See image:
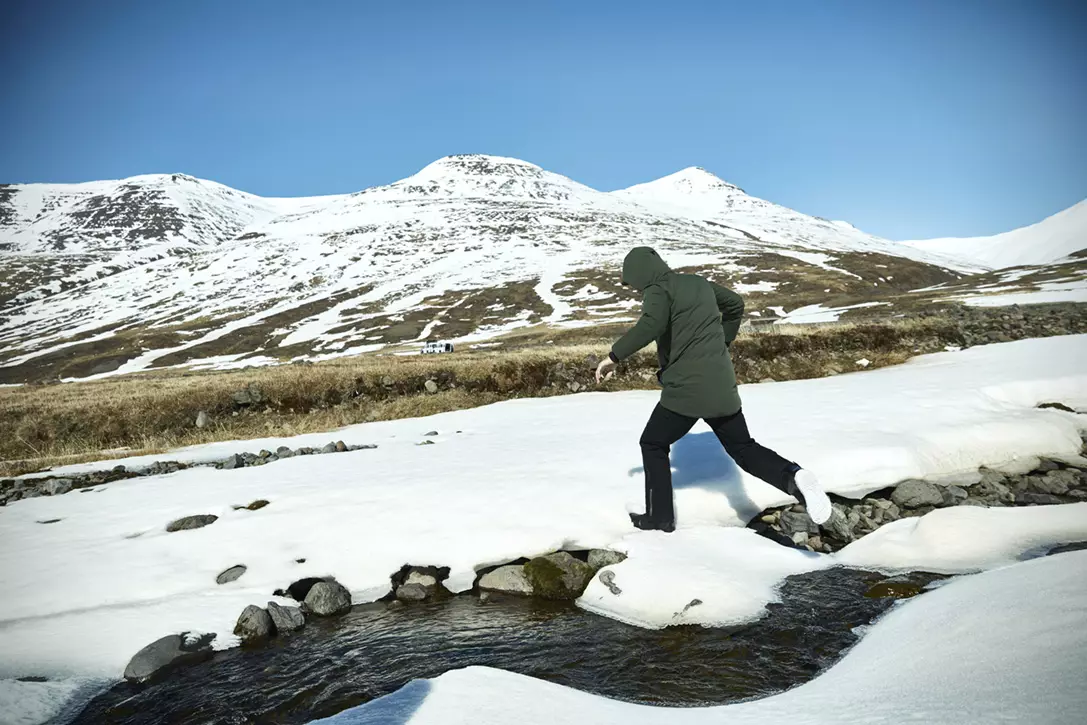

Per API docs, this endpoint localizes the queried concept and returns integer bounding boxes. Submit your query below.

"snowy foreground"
[318,550,1087,725]
[1,336,1087,723]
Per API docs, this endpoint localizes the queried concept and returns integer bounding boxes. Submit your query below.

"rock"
[778,509,818,536]
[942,485,969,506]
[417,439,435,446]
[335,441,347,453]
[890,480,944,509]
[396,583,429,601]
[258,449,272,458]
[1035,470,1076,495]
[320,442,337,454]
[267,602,305,633]
[791,531,809,546]
[221,454,243,470]
[523,552,594,600]
[598,570,622,595]
[404,570,438,588]
[587,549,627,569]
[234,605,274,641]
[303,580,352,616]
[865,579,925,600]
[243,499,269,511]
[478,565,533,595]
[971,478,1014,504]
[1015,492,1065,506]
[424,379,439,394]
[166,514,218,532]
[123,632,216,682]
[276,446,294,458]
[216,565,247,585]
[41,478,73,496]
[1036,459,1061,472]
[808,535,823,551]
[821,504,856,542]
[381,375,395,387]
[195,411,209,429]
[424,430,439,437]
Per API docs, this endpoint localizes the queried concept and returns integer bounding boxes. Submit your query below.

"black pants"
[639,404,799,525]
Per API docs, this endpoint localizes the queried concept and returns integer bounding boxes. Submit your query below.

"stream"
[69,567,941,724]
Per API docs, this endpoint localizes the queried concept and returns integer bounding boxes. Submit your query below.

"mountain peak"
[414,154,544,181]
[654,166,746,195]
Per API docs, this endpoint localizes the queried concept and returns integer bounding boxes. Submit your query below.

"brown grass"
[0,315,981,477]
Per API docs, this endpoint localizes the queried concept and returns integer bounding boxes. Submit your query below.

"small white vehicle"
[422,341,455,354]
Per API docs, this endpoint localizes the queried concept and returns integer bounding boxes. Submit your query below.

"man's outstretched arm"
[709,281,744,346]
[610,285,669,362]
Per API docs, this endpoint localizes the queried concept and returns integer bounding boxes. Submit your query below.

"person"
[594,246,831,533]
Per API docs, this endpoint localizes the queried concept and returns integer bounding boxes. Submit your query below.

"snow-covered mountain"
[902,199,1087,269]
[0,154,1066,383]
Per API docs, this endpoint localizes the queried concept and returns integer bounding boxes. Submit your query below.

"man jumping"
[595,247,831,533]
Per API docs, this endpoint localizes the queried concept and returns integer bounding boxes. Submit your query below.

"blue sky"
[1,0,1084,239]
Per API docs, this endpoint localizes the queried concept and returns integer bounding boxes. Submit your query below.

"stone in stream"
[890,480,944,509]
[216,565,247,585]
[165,514,218,533]
[234,605,274,642]
[478,565,534,595]
[588,549,627,569]
[303,580,352,616]
[123,632,216,682]
[523,552,594,600]
[267,602,305,633]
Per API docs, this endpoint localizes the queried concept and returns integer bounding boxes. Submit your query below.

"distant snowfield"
[316,550,1087,725]
[1,336,1086,723]
[957,278,1087,308]
[903,199,1087,269]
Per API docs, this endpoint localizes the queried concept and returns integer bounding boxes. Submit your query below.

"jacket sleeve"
[610,285,669,362]
[709,282,744,346]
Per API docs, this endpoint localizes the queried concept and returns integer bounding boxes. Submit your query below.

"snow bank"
[578,528,828,628]
[836,503,1087,573]
[959,279,1087,307]
[0,677,106,725]
[315,550,1087,724]
[2,337,1085,686]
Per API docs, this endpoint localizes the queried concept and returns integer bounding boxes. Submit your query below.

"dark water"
[71,568,940,725]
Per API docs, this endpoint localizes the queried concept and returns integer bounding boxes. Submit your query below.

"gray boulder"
[216,565,247,585]
[778,509,819,536]
[303,580,352,616]
[41,479,73,496]
[123,632,216,682]
[276,446,294,458]
[523,552,594,600]
[1035,470,1076,495]
[221,454,243,470]
[395,583,429,601]
[234,605,274,641]
[166,514,218,532]
[195,411,209,428]
[478,565,534,595]
[1015,492,1065,506]
[891,480,944,509]
[942,485,969,506]
[267,601,305,633]
[320,442,337,454]
[821,504,856,542]
[588,549,627,569]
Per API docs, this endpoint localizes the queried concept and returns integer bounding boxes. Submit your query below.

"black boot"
[630,512,675,533]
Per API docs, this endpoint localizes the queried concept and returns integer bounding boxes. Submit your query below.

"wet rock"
[166,514,218,533]
[523,552,594,600]
[123,632,216,682]
[195,411,209,429]
[891,480,944,509]
[216,565,247,585]
[588,549,627,569]
[267,601,305,633]
[303,580,352,616]
[395,583,429,601]
[478,565,533,595]
[221,454,243,470]
[234,605,274,641]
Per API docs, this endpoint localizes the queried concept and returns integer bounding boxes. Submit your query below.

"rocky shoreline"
[0,439,378,507]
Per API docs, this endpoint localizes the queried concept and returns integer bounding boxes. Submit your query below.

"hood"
[621,247,672,291]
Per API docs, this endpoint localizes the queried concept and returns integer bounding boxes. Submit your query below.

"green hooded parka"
[610,247,744,418]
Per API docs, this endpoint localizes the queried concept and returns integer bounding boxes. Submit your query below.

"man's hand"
[595,356,617,384]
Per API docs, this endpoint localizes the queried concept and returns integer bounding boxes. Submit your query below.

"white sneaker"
[793,469,832,525]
